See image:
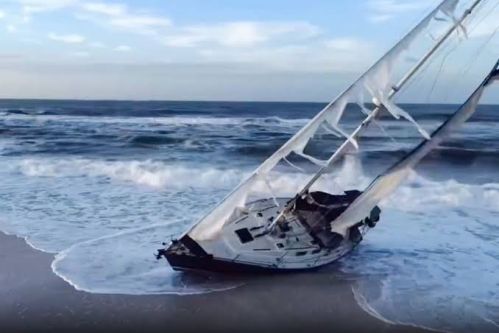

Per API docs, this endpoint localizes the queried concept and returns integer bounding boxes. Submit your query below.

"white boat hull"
[159,195,378,273]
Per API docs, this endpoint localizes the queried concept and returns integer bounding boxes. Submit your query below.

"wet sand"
[0,232,431,333]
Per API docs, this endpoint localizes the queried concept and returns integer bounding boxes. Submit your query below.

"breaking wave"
[16,156,499,209]
[3,113,309,127]
[383,172,499,213]
[19,158,245,189]
[2,99,499,331]
[10,155,499,309]
[343,173,499,333]
[51,224,244,295]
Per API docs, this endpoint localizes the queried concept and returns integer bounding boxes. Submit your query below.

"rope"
[444,0,499,102]
[283,157,306,173]
[425,35,459,103]
[400,0,493,102]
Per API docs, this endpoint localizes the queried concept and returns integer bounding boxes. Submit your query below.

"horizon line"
[1,97,496,106]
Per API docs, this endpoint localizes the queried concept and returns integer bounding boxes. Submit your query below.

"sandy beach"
[0,232,432,333]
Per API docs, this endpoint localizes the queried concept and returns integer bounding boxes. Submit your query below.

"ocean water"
[1,100,498,332]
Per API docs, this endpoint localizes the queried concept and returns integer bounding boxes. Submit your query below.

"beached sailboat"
[157,0,498,273]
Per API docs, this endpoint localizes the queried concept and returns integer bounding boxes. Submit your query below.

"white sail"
[331,60,499,236]
[188,0,479,241]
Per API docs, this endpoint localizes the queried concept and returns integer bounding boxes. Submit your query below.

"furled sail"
[331,59,499,236]
[187,0,483,241]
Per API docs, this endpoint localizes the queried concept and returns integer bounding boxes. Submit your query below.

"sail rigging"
[187,0,488,241]
[295,0,484,200]
[331,59,499,236]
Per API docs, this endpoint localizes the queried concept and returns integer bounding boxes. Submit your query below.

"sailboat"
[157,0,498,273]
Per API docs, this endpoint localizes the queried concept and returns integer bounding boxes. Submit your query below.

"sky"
[0,0,497,102]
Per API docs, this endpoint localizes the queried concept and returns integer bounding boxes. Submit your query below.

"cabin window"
[312,249,321,254]
[276,243,284,249]
[235,228,254,244]
[296,251,307,256]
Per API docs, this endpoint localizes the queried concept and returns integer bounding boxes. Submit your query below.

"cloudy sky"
[0,0,497,102]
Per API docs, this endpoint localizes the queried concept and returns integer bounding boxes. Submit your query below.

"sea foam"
[2,155,499,329]
[19,158,245,189]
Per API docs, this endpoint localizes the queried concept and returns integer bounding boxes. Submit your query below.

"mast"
[254,0,464,176]
[297,0,483,196]
[330,58,499,236]
[187,0,486,241]
[269,0,485,227]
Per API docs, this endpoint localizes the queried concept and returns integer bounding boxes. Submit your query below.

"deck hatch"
[235,228,254,244]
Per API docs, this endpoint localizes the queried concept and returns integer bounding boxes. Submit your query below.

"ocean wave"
[51,224,244,295]
[43,156,366,296]
[18,158,246,189]
[128,135,187,146]
[2,100,499,333]
[5,154,499,331]
[16,157,499,210]
[339,171,499,333]
[383,172,499,213]
[344,206,499,333]
[42,166,499,301]
[14,153,369,194]
[2,112,309,127]
[4,112,497,149]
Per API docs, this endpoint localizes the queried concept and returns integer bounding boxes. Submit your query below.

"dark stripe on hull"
[162,231,366,274]
[165,251,351,274]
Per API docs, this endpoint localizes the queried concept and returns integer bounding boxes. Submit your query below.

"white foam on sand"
[51,224,243,295]
[1,155,366,294]
[342,172,499,333]
[2,154,499,330]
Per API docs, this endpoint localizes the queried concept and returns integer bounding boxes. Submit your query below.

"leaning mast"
[275,0,486,224]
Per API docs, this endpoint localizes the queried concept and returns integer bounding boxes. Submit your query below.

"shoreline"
[0,231,432,333]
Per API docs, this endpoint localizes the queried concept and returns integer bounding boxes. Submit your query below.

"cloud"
[89,41,105,48]
[16,0,79,22]
[192,37,374,74]
[325,38,367,52]
[369,14,393,23]
[367,0,434,23]
[19,0,78,14]
[0,53,23,60]
[48,33,86,43]
[164,21,320,48]
[79,2,123,16]
[114,45,131,52]
[6,24,16,33]
[0,10,5,19]
[70,51,90,57]
[79,2,171,35]
[7,1,373,73]
[15,1,171,36]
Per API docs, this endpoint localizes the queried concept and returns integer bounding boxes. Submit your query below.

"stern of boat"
[157,235,213,272]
